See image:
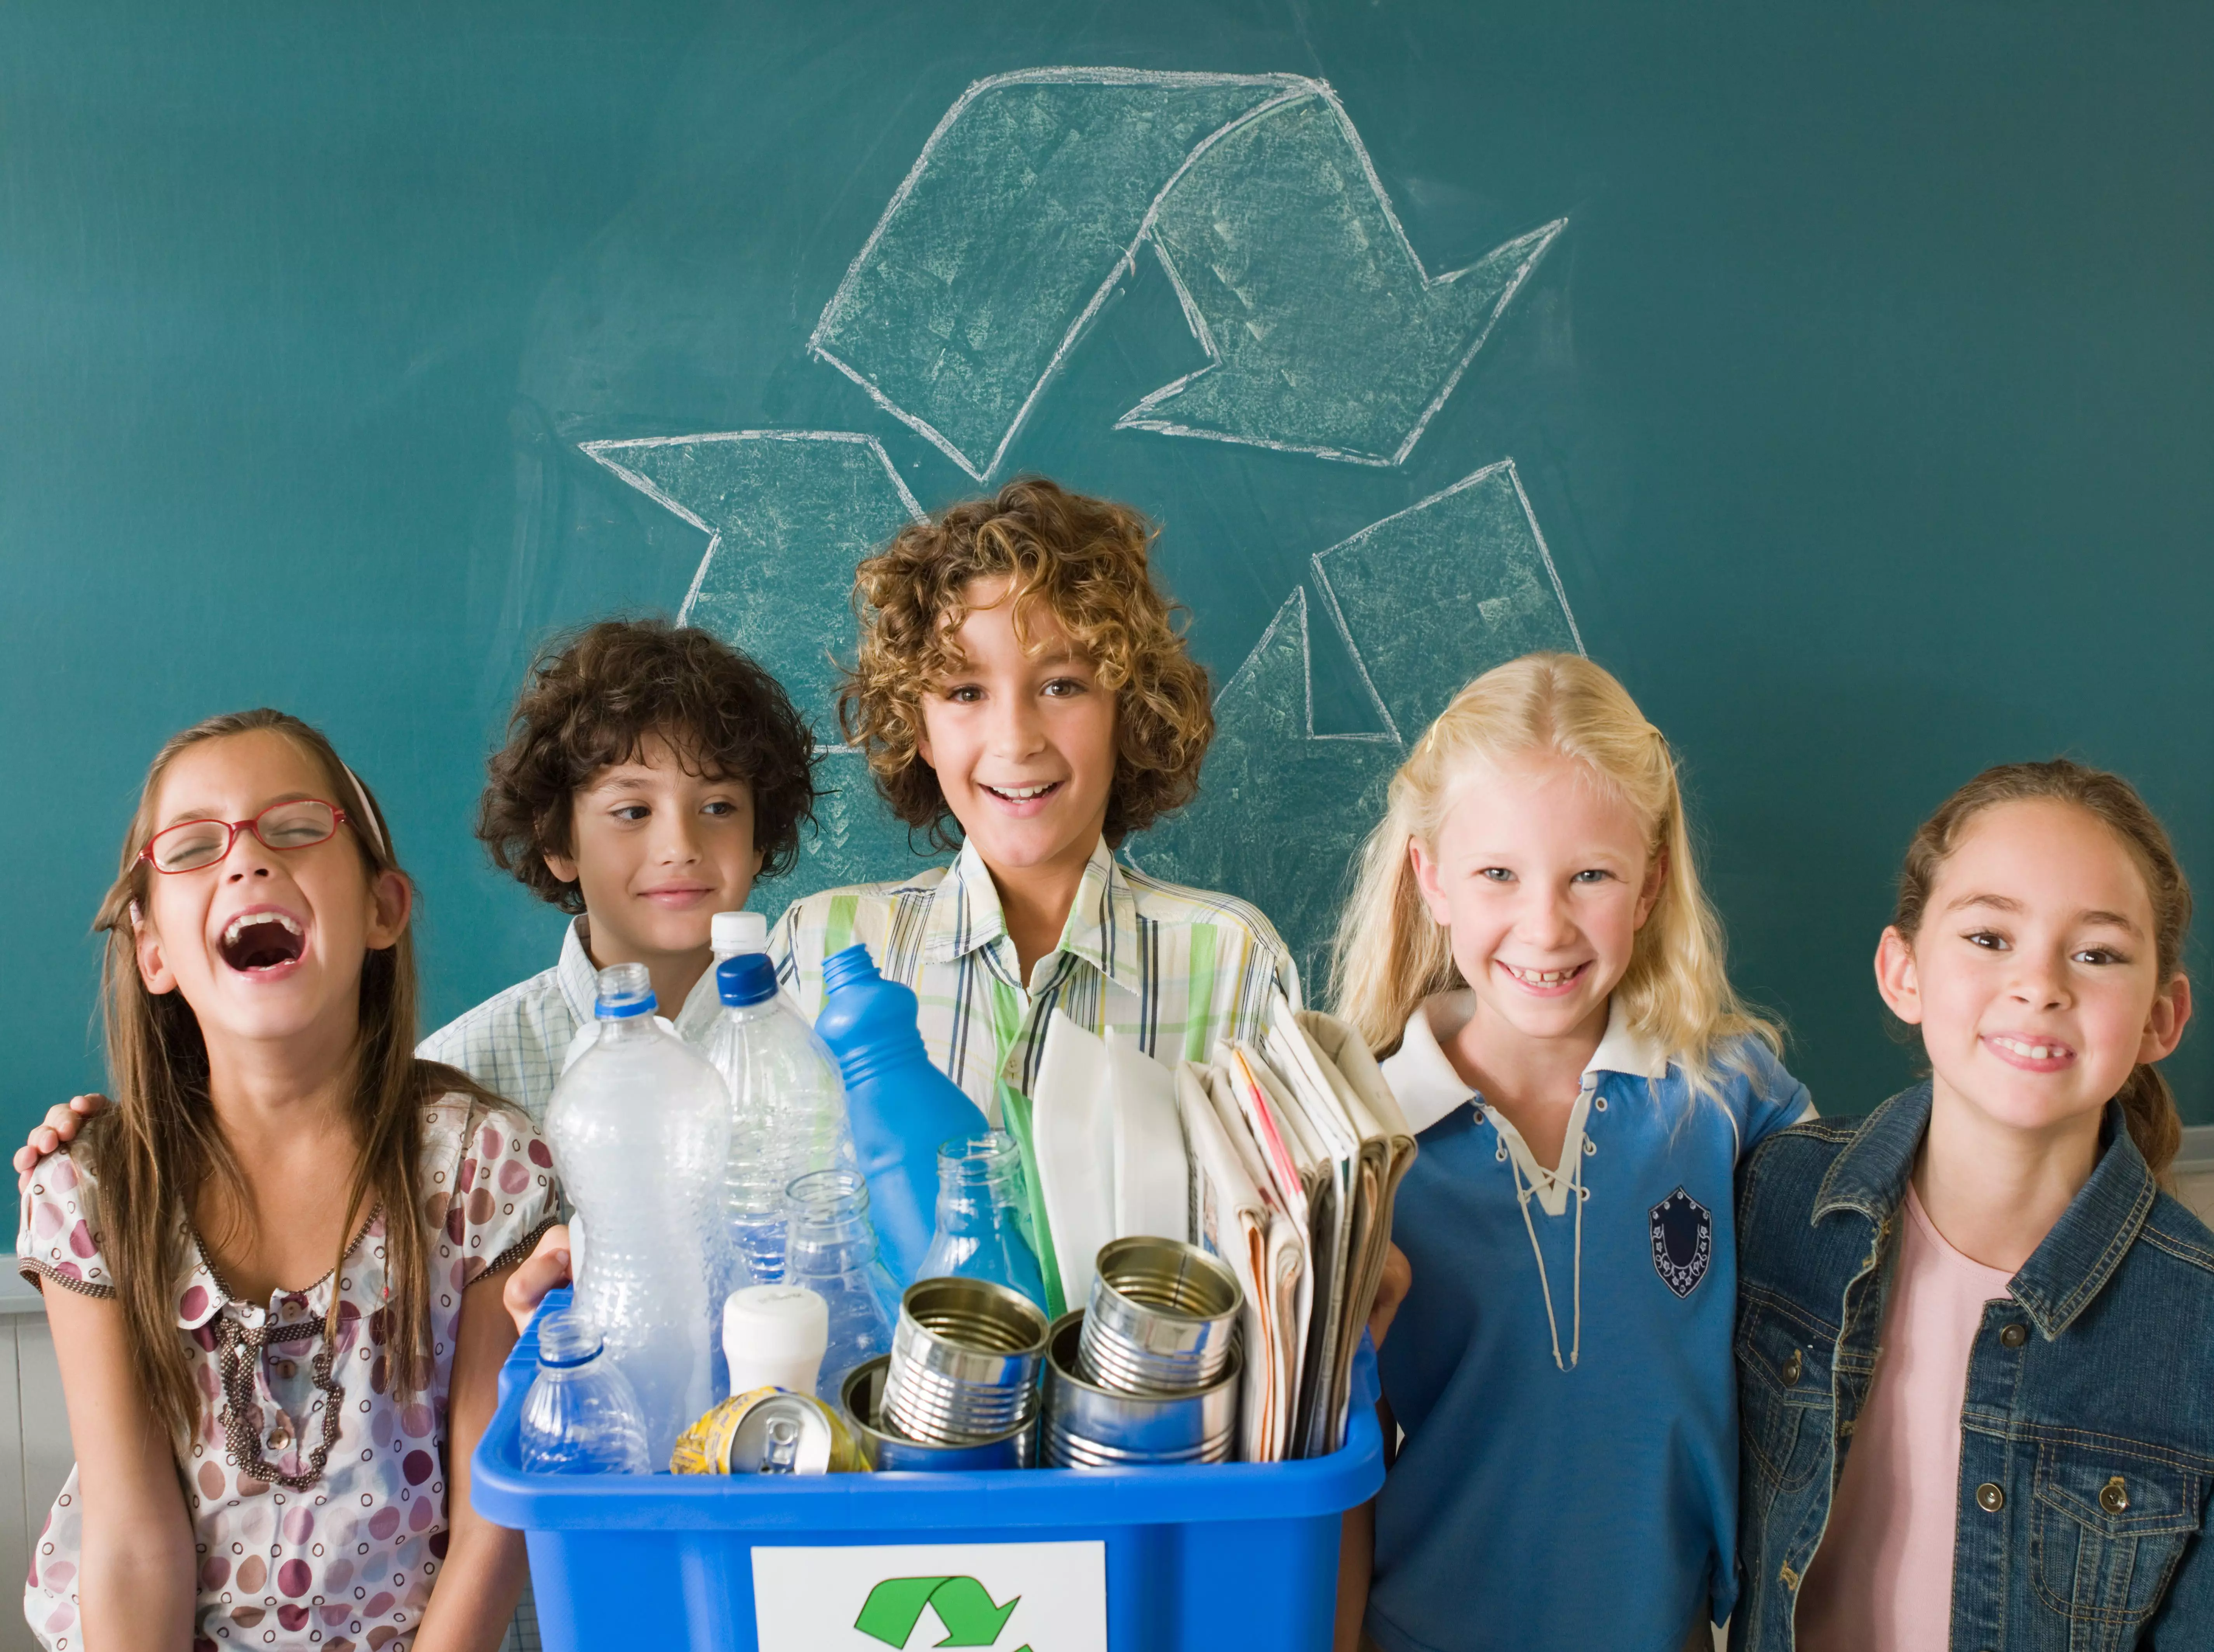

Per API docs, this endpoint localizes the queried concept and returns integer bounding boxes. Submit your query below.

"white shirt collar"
[1379,990,1668,1136]
[559,915,728,1038]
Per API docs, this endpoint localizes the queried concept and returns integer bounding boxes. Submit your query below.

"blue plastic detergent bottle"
[811,943,989,1286]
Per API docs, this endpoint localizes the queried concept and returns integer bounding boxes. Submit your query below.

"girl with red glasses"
[15,708,557,1652]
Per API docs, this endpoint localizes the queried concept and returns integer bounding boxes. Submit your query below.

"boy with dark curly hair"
[770,476,1297,1312]
[420,617,818,1119]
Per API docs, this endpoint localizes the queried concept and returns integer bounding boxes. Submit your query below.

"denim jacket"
[1732,1084,2214,1651]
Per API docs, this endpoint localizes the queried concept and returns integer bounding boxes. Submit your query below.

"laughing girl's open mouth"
[218,910,306,973]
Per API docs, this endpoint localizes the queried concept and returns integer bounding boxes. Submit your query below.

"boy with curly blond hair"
[770,476,1298,1312]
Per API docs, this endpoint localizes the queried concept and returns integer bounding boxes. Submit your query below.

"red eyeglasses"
[139,799,353,875]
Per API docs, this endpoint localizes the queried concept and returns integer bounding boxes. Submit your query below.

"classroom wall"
[5,0,2211,1133]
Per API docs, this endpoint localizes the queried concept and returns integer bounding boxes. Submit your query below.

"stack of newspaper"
[1033,995,1416,1462]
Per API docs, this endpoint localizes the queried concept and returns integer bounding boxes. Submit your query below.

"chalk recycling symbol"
[811,68,1564,481]
[586,67,1585,982]
[855,1575,1027,1650]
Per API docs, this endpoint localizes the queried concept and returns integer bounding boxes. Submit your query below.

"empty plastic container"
[811,943,989,1285]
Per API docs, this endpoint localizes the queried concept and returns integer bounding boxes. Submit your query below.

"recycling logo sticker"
[751,1541,1106,1652]
[855,1575,1025,1650]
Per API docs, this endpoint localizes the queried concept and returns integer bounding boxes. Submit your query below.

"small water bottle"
[812,944,989,1286]
[782,1168,900,1403]
[917,1130,1048,1311]
[705,913,856,1288]
[519,1310,653,1475]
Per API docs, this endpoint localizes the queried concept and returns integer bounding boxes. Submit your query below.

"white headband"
[338,761,389,859]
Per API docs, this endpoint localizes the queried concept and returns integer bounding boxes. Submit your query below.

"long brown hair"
[86,709,449,1444]
[1892,758,2191,1175]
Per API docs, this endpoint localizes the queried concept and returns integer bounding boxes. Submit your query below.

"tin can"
[881,1277,1047,1445]
[1044,1310,1240,1469]
[668,1386,869,1475]
[841,1356,1036,1472]
[1080,1236,1242,1395]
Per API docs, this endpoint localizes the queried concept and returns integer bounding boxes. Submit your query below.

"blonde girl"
[17,710,557,1651]
[1333,653,1810,1652]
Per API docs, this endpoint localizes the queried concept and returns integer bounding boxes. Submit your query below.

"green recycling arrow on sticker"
[854,1575,1027,1650]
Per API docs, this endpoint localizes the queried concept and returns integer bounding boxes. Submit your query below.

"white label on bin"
[752,1540,1107,1652]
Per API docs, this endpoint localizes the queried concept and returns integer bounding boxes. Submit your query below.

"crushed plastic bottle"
[545,963,729,1464]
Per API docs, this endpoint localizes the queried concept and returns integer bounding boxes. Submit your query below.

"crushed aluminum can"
[668,1386,869,1475]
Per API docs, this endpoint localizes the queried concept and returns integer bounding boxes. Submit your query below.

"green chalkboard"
[5,0,2210,1137]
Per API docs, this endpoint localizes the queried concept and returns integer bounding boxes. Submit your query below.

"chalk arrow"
[812,70,1301,481]
[1311,459,1582,739]
[811,70,1563,480]
[581,429,924,741]
[1132,461,1581,987]
[581,429,931,900]
[1130,589,1398,991]
[1120,92,1566,465]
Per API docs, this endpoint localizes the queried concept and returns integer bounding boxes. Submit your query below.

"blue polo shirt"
[1367,993,1811,1652]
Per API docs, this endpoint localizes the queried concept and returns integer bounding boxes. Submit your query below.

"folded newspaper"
[1034,995,1415,1461]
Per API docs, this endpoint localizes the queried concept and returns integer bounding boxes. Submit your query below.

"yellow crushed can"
[669,1387,869,1475]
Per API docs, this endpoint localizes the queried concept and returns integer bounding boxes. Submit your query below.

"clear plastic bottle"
[917,1130,1048,1311]
[545,963,730,1466]
[519,1309,653,1475]
[703,913,858,1287]
[782,1168,900,1403]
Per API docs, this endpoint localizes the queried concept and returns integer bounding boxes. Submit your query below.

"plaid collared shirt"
[768,836,1301,1122]
[417,916,727,1125]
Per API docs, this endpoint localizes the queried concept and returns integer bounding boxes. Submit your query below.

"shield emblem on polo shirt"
[1650,1187,1713,1299]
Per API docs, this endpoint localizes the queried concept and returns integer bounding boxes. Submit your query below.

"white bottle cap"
[723,1285,829,1395]
[712,910,769,955]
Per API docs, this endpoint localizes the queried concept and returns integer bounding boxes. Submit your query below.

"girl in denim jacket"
[1734,759,2212,1650]
[1333,654,1812,1652]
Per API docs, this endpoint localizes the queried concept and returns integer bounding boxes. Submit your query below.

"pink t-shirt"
[1795,1183,2015,1652]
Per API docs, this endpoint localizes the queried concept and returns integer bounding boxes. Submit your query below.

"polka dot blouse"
[16,1097,559,1652]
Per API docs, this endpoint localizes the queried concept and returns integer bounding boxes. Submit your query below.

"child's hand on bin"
[505,1224,573,1335]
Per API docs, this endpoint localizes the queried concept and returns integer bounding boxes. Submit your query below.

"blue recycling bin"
[473,1291,1385,1652]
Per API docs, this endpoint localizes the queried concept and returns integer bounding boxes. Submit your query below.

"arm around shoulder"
[1728,1036,1815,1154]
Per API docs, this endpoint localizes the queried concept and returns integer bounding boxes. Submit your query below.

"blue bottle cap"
[717,952,777,1007]
[594,962,658,1019]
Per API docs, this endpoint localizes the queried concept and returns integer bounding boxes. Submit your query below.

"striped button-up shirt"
[417,916,726,1125]
[768,836,1300,1121]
